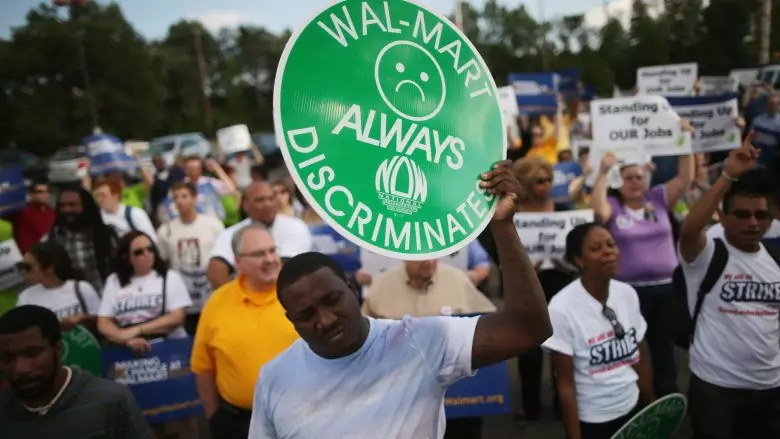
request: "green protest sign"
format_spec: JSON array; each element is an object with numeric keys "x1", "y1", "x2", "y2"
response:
[
  {"x1": 612, "y1": 393, "x2": 687, "y2": 439},
  {"x1": 61, "y1": 325, "x2": 102, "y2": 377},
  {"x1": 275, "y1": 0, "x2": 505, "y2": 259}
]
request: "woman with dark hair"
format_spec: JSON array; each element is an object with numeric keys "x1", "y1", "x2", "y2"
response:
[
  {"x1": 97, "y1": 231, "x2": 191, "y2": 355},
  {"x1": 15, "y1": 241, "x2": 100, "y2": 332},
  {"x1": 46, "y1": 183, "x2": 119, "y2": 292},
  {"x1": 590, "y1": 142, "x2": 693, "y2": 397},
  {"x1": 544, "y1": 223, "x2": 654, "y2": 439}
]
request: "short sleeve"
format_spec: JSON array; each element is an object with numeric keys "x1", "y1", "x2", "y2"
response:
[
  {"x1": 15, "y1": 290, "x2": 30, "y2": 306},
  {"x1": 467, "y1": 241, "x2": 490, "y2": 269},
  {"x1": 79, "y1": 281, "x2": 102, "y2": 315},
  {"x1": 541, "y1": 305, "x2": 574, "y2": 356},
  {"x1": 406, "y1": 315, "x2": 479, "y2": 387},
  {"x1": 209, "y1": 227, "x2": 236, "y2": 268},
  {"x1": 677, "y1": 235, "x2": 716, "y2": 271},
  {"x1": 209, "y1": 178, "x2": 230, "y2": 196},
  {"x1": 155, "y1": 224, "x2": 172, "y2": 262},
  {"x1": 98, "y1": 275, "x2": 120, "y2": 317},
  {"x1": 248, "y1": 374, "x2": 277, "y2": 439},
  {"x1": 164, "y1": 271, "x2": 193, "y2": 312},
  {"x1": 647, "y1": 184, "x2": 668, "y2": 211},
  {"x1": 190, "y1": 297, "x2": 215, "y2": 374}
]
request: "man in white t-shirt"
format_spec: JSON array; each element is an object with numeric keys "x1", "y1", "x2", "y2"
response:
[
  {"x1": 207, "y1": 181, "x2": 311, "y2": 289},
  {"x1": 678, "y1": 138, "x2": 780, "y2": 439},
  {"x1": 248, "y1": 161, "x2": 553, "y2": 439},
  {"x1": 157, "y1": 182, "x2": 225, "y2": 335},
  {"x1": 94, "y1": 179, "x2": 157, "y2": 241}
]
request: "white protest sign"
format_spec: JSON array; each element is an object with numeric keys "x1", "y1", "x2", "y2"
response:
[
  {"x1": 0, "y1": 239, "x2": 23, "y2": 290},
  {"x1": 513, "y1": 210, "x2": 594, "y2": 262},
  {"x1": 585, "y1": 146, "x2": 651, "y2": 188},
  {"x1": 360, "y1": 248, "x2": 470, "y2": 279},
  {"x1": 217, "y1": 124, "x2": 252, "y2": 154},
  {"x1": 637, "y1": 63, "x2": 698, "y2": 96},
  {"x1": 592, "y1": 95, "x2": 692, "y2": 157},
  {"x1": 673, "y1": 97, "x2": 741, "y2": 153},
  {"x1": 498, "y1": 86, "x2": 519, "y2": 117},
  {"x1": 699, "y1": 76, "x2": 738, "y2": 96}
]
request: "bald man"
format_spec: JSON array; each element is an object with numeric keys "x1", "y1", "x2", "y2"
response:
[{"x1": 207, "y1": 181, "x2": 311, "y2": 289}]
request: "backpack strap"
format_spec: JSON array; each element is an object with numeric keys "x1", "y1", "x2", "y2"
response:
[
  {"x1": 73, "y1": 280, "x2": 87, "y2": 314},
  {"x1": 160, "y1": 271, "x2": 168, "y2": 319},
  {"x1": 691, "y1": 238, "x2": 729, "y2": 331},
  {"x1": 124, "y1": 205, "x2": 136, "y2": 231}
]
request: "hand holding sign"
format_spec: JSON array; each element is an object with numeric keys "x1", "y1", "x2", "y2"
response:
[
  {"x1": 600, "y1": 153, "x2": 619, "y2": 174},
  {"x1": 723, "y1": 131, "x2": 759, "y2": 178},
  {"x1": 480, "y1": 160, "x2": 520, "y2": 221}
]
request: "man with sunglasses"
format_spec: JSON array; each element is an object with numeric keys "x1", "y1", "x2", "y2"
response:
[
  {"x1": 3, "y1": 181, "x2": 54, "y2": 254},
  {"x1": 679, "y1": 133, "x2": 780, "y2": 439}
]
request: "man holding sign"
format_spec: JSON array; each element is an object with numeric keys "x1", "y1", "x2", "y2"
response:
[{"x1": 248, "y1": 161, "x2": 551, "y2": 438}]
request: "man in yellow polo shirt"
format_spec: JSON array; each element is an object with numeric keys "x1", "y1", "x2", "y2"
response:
[{"x1": 191, "y1": 223, "x2": 298, "y2": 439}]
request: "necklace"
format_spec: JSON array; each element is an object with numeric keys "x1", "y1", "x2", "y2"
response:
[{"x1": 22, "y1": 367, "x2": 72, "y2": 416}]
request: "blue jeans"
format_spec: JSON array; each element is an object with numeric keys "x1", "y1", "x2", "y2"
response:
[{"x1": 634, "y1": 283, "x2": 679, "y2": 397}]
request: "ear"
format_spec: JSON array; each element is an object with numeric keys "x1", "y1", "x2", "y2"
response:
[
  {"x1": 54, "y1": 340, "x2": 63, "y2": 363},
  {"x1": 573, "y1": 256, "x2": 584, "y2": 270}
]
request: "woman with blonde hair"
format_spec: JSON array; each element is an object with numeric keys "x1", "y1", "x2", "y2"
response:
[{"x1": 511, "y1": 156, "x2": 577, "y2": 422}]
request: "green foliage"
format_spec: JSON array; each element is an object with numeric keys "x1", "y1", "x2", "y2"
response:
[{"x1": 0, "y1": 0, "x2": 774, "y2": 155}]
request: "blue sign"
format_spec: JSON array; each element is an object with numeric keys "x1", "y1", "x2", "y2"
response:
[
  {"x1": 102, "y1": 337, "x2": 203, "y2": 424},
  {"x1": 556, "y1": 68, "x2": 580, "y2": 97},
  {"x1": 445, "y1": 361, "x2": 512, "y2": 419},
  {"x1": 162, "y1": 180, "x2": 226, "y2": 221},
  {"x1": 309, "y1": 224, "x2": 360, "y2": 273},
  {"x1": 0, "y1": 169, "x2": 26, "y2": 216},
  {"x1": 444, "y1": 314, "x2": 512, "y2": 419},
  {"x1": 508, "y1": 73, "x2": 559, "y2": 115},
  {"x1": 551, "y1": 161, "x2": 582, "y2": 204},
  {"x1": 83, "y1": 133, "x2": 138, "y2": 176}
]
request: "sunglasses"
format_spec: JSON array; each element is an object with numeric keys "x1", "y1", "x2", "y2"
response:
[
  {"x1": 602, "y1": 306, "x2": 626, "y2": 339},
  {"x1": 731, "y1": 209, "x2": 772, "y2": 221},
  {"x1": 131, "y1": 245, "x2": 156, "y2": 257},
  {"x1": 15, "y1": 262, "x2": 32, "y2": 273}
]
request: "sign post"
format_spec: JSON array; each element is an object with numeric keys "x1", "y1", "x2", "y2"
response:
[{"x1": 274, "y1": 0, "x2": 505, "y2": 260}]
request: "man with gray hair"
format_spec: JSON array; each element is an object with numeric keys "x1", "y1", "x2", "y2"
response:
[{"x1": 191, "y1": 223, "x2": 300, "y2": 439}]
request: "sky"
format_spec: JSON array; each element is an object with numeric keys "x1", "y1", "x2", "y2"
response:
[{"x1": 0, "y1": 0, "x2": 608, "y2": 40}]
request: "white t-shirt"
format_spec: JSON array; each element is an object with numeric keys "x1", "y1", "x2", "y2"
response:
[
  {"x1": 157, "y1": 215, "x2": 225, "y2": 312},
  {"x1": 209, "y1": 216, "x2": 312, "y2": 268},
  {"x1": 192, "y1": 176, "x2": 229, "y2": 196},
  {"x1": 542, "y1": 279, "x2": 647, "y2": 423},
  {"x1": 679, "y1": 237, "x2": 780, "y2": 389},
  {"x1": 249, "y1": 316, "x2": 478, "y2": 439},
  {"x1": 17, "y1": 280, "x2": 101, "y2": 320},
  {"x1": 98, "y1": 270, "x2": 193, "y2": 339},
  {"x1": 101, "y1": 204, "x2": 158, "y2": 242}
]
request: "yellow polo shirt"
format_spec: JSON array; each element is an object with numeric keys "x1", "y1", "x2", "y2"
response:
[{"x1": 191, "y1": 274, "x2": 299, "y2": 409}]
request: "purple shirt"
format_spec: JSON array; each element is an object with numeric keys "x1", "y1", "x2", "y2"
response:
[{"x1": 606, "y1": 185, "x2": 677, "y2": 284}]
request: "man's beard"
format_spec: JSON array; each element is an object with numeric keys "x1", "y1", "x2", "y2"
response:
[
  {"x1": 61, "y1": 213, "x2": 84, "y2": 229},
  {"x1": 11, "y1": 360, "x2": 59, "y2": 401}
]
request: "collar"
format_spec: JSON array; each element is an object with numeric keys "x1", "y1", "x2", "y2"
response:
[
  {"x1": 237, "y1": 274, "x2": 278, "y2": 307},
  {"x1": 406, "y1": 273, "x2": 434, "y2": 292}
]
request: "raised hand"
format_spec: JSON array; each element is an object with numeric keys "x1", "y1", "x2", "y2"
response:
[
  {"x1": 723, "y1": 131, "x2": 760, "y2": 178},
  {"x1": 479, "y1": 160, "x2": 521, "y2": 221}
]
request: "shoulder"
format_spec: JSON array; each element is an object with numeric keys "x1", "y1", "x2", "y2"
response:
[
  {"x1": 275, "y1": 215, "x2": 309, "y2": 232},
  {"x1": 201, "y1": 215, "x2": 225, "y2": 230},
  {"x1": 104, "y1": 273, "x2": 119, "y2": 288},
  {"x1": 224, "y1": 218, "x2": 251, "y2": 235},
  {"x1": 257, "y1": 340, "x2": 307, "y2": 383},
  {"x1": 547, "y1": 280, "x2": 583, "y2": 312},
  {"x1": 18, "y1": 284, "x2": 41, "y2": 299},
  {"x1": 371, "y1": 265, "x2": 405, "y2": 289},
  {"x1": 202, "y1": 279, "x2": 239, "y2": 311},
  {"x1": 609, "y1": 279, "x2": 639, "y2": 301},
  {"x1": 78, "y1": 372, "x2": 135, "y2": 403},
  {"x1": 164, "y1": 270, "x2": 185, "y2": 284}
]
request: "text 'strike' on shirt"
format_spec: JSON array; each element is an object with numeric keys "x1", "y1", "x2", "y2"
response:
[{"x1": 274, "y1": 0, "x2": 505, "y2": 260}]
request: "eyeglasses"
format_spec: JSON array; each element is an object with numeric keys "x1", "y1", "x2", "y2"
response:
[
  {"x1": 602, "y1": 306, "x2": 625, "y2": 339},
  {"x1": 15, "y1": 262, "x2": 32, "y2": 273},
  {"x1": 731, "y1": 209, "x2": 772, "y2": 221},
  {"x1": 131, "y1": 246, "x2": 156, "y2": 257},
  {"x1": 237, "y1": 247, "x2": 277, "y2": 259}
]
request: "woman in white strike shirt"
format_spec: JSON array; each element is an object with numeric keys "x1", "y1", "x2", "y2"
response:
[
  {"x1": 97, "y1": 231, "x2": 192, "y2": 357},
  {"x1": 16, "y1": 241, "x2": 100, "y2": 332},
  {"x1": 543, "y1": 223, "x2": 655, "y2": 439}
]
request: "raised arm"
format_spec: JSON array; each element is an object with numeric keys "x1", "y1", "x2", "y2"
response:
[
  {"x1": 679, "y1": 133, "x2": 758, "y2": 263},
  {"x1": 471, "y1": 161, "x2": 552, "y2": 369},
  {"x1": 591, "y1": 153, "x2": 618, "y2": 223}
]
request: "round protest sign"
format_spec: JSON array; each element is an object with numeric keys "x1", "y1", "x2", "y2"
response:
[
  {"x1": 274, "y1": 0, "x2": 505, "y2": 260},
  {"x1": 611, "y1": 393, "x2": 687, "y2": 439},
  {"x1": 61, "y1": 325, "x2": 102, "y2": 376}
]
